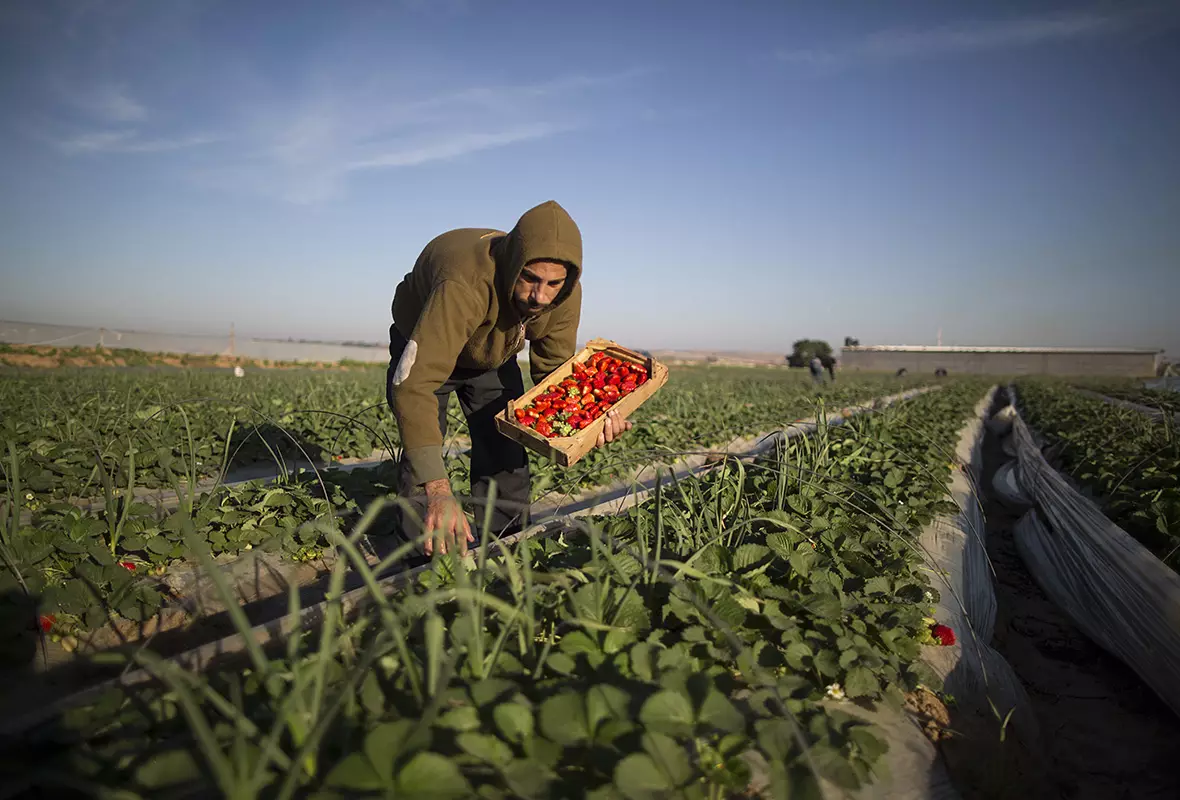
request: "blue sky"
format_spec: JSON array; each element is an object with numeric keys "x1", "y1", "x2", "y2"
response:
[{"x1": 2, "y1": 0, "x2": 1178, "y2": 356}]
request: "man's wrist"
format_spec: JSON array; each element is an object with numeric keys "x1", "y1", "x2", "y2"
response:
[{"x1": 424, "y1": 478, "x2": 452, "y2": 497}]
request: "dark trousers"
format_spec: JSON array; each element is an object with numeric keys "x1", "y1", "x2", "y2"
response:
[{"x1": 386, "y1": 330, "x2": 531, "y2": 541}]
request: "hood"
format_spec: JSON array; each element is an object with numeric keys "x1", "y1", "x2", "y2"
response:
[{"x1": 493, "y1": 200, "x2": 582, "y2": 312}]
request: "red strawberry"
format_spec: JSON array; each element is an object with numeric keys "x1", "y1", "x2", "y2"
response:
[
  {"x1": 931, "y1": 623, "x2": 956, "y2": 646},
  {"x1": 39, "y1": 614, "x2": 55, "y2": 633},
  {"x1": 119, "y1": 561, "x2": 136, "y2": 571}
]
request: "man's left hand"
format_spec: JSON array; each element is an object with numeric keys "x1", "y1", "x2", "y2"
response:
[{"x1": 596, "y1": 410, "x2": 633, "y2": 448}]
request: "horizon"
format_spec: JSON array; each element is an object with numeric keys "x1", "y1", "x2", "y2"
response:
[{"x1": 2, "y1": 1, "x2": 1178, "y2": 356}]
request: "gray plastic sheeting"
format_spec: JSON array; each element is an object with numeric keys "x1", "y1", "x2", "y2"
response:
[
  {"x1": 918, "y1": 390, "x2": 1037, "y2": 747},
  {"x1": 1006, "y1": 389, "x2": 1180, "y2": 719}
]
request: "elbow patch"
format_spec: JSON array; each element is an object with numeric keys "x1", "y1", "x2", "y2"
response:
[{"x1": 391, "y1": 339, "x2": 419, "y2": 386}]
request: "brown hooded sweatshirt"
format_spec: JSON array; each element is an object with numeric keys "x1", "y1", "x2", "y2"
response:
[{"x1": 388, "y1": 200, "x2": 583, "y2": 485}]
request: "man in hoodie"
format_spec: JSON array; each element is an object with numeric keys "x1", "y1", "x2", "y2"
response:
[{"x1": 386, "y1": 200, "x2": 631, "y2": 556}]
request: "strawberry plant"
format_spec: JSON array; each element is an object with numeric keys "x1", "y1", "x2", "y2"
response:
[
  {"x1": 1014, "y1": 379, "x2": 1180, "y2": 570},
  {"x1": 2, "y1": 380, "x2": 993, "y2": 798}
]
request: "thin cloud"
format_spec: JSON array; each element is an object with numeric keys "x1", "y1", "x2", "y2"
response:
[
  {"x1": 202, "y1": 67, "x2": 648, "y2": 204},
  {"x1": 344, "y1": 124, "x2": 571, "y2": 171},
  {"x1": 57, "y1": 129, "x2": 222, "y2": 154},
  {"x1": 776, "y1": 9, "x2": 1158, "y2": 69},
  {"x1": 73, "y1": 83, "x2": 148, "y2": 123}
]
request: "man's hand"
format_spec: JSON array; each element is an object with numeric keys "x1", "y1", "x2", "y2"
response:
[
  {"x1": 422, "y1": 479, "x2": 473, "y2": 556},
  {"x1": 595, "y1": 410, "x2": 633, "y2": 448}
]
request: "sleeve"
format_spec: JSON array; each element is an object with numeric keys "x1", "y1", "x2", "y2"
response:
[
  {"x1": 388, "y1": 280, "x2": 483, "y2": 485},
  {"x1": 528, "y1": 282, "x2": 582, "y2": 386}
]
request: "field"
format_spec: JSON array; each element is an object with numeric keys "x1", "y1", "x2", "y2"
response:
[
  {"x1": 2, "y1": 363, "x2": 1177, "y2": 797},
  {"x1": 1012, "y1": 379, "x2": 1180, "y2": 570}
]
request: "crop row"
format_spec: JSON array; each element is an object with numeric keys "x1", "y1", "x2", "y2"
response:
[
  {"x1": 5, "y1": 380, "x2": 992, "y2": 798},
  {"x1": 1013, "y1": 379, "x2": 1180, "y2": 571},
  {"x1": 1, "y1": 366, "x2": 925, "y2": 507},
  {"x1": 1067, "y1": 376, "x2": 1180, "y2": 416},
  {"x1": 2, "y1": 369, "x2": 926, "y2": 642}
]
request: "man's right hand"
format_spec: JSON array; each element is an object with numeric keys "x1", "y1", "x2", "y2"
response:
[{"x1": 422, "y1": 479, "x2": 473, "y2": 556}]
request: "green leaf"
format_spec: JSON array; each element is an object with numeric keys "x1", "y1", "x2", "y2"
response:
[
  {"x1": 615, "y1": 753, "x2": 674, "y2": 799},
  {"x1": 544, "y1": 651, "x2": 576, "y2": 676},
  {"x1": 133, "y1": 747, "x2": 203, "y2": 790},
  {"x1": 639, "y1": 690, "x2": 694, "y2": 737},
  {"x1": 630, "y1": 642, "x2": 656, "y2": 681},
  {"x1": 437, "y1": 705, "x2": 481, "y2": 732},
  {"x1": 364, "y1": 720, "x2": 420, "y2": 782},
  {"x1": 539, "y1": 691, "x2": 590, "y2": 745},
  {"x1": 849, "y1": 725, "x2": 889, "y2": 762},
  {"x1": 558, "y1": 629, "x2": 600, "y2": 656},
  {"x1": 587, "y1": 684, "x2": 631, "y2": 735},
  {"x1": 395, "y1": 751, "x2": 472, "y2": 798},
  {"x1": 698, "y1": 690, "x2": 745, "y2": 734},
  {"x1": 457, "y1": 732, "x2": 514, "y2": 767},
  {"x1": 784, "y1": 640, "x2": 811, "y2": 670},
  {"x1": 789, "y1": 545, "x2": 814, "y2": 578},
  {"x1": 145, "y1": 536, "x2": 174, "y2": 555},
  {"x1": 884, "y1": 468, "x2": 904, "y2": 488},
  {"x1": 324, "y1": 752, "x2": 386, "y2": 791},
  {"x1": 843, "y1": 666, "x2": 879, "y2": 698},
  {"x1": 642, "y1": 731, "x2": 693, "y2": 784},
  {"x1": 493, "y1": 703, "x2": 534, "y2": 744},
  {"x1": 501, "y1": 759, "x2": 555, "y2": 798},
  {"x1": 733, "y1": 544, "x2": 770, "y2": 570}
]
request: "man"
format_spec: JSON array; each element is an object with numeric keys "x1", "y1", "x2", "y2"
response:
[
  {"x1": 820, "y1": 354, "x2": 837, "y2": 383},
  {"x1": 386, "y1": 200, "x2": 631, "y2": 556},
  {"x1": 808, "y1": 355, "x2": 825, "y2": 386}
]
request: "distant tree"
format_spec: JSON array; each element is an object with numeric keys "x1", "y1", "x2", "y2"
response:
[
  {"x1": 787, "y1": 339, "x2": 833, "y2": 368},
  {"x1": 844, "y1": 336, "x2": 860, "y2": 347}
]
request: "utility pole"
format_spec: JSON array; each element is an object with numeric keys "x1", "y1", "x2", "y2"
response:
[
  {"x1": 98, "y1": 327, "x2": 106, "y2": 348},
  {"x1": 229, "y1": 322, "x2": 236, "y2": 357},
  {"x1": 937, "y1": 327, "x2": 942, "y2": 346}
]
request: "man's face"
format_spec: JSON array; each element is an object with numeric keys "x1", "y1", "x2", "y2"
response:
[{"x1": 512, "y1": 261, "x2": 568, "y2": 317}]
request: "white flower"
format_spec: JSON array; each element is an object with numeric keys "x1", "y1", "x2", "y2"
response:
[
  {"x1": 924, "y1": 591, "x2": 934, "y2": 603},
  {"x1": 25, "y1": 492, "x2": 34, "y2": 501},
  {"x1": 825, "y1": 683, "x2": 846, "y2": 701}
]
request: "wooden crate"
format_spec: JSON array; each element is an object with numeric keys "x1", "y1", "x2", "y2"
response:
[{"x1": 494, "y1": 338, "x2": 670, "y2": 467}]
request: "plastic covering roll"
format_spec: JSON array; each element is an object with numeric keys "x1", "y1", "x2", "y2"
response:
[
  {"x1": 910, "y1": 390, "x2": 1040, "y2": 777},
  {"x1": 985, "y1": 404, "x2": 1015, "y2": 436},
  {"x1": 1006, "y1": 391, "x2": 1180, "y2": 719},
  {"x1": 991, "y1": 461, "x2": 1032, "y2": 510}
]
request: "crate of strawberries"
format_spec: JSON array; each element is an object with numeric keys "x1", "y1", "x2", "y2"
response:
[{"x1": 494, "y1": 338, "x2": 669, "y2": 467}]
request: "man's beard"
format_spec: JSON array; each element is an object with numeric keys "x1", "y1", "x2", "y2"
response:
[{"x1": 515, "y1": 299, "x2": 550, "y2": 318}]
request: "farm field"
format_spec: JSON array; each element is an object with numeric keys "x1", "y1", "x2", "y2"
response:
[
  {"x1": 1, "y1": 365, "x2": 927, "y2": 642},
  {"x1": 1012, "y1": 379, "x2": 1180, "y2": 570},
  {"x1": 2, "y1": 371, "x2": 995, "y2": 797},
  {"x1": 1067, "y1": 376, "x2": 1180, "y2": 417}
]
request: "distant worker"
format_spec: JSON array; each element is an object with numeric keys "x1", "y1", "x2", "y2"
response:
[
  {"x1": 385, "y1": 201, "x2": 632, "y2": 556},
  {"x1": 809, "y1": 355, "x2": 825, "y2": 385},
  {"x1": 934, "y1": 367, "x2": 948, "y2": 377},
  {"x1": 821, "y1": 354, "x2": 837, "y2": 383},
  {"x1": 896, "y1": 367, "x2": 908, "y2": 378}
]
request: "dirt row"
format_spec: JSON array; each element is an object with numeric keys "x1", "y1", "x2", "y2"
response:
[{"x1": 959, "y1": 389, "x2": 1180, "y2": 800}]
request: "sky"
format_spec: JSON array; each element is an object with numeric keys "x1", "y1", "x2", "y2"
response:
[{"x1": 1, "y1": 0, "x2": 1178, "y2": 356}]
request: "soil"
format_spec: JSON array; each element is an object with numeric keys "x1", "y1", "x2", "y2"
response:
[
  {"x1": 0, "y1": 344, "x2": 379, "y2": 371},
  {"x1": 1, "y1": 353, "x2": 58, "y2": 368},
  {"x1": 974, "y1": 388, "x2": 1180, "y2": 800}
]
